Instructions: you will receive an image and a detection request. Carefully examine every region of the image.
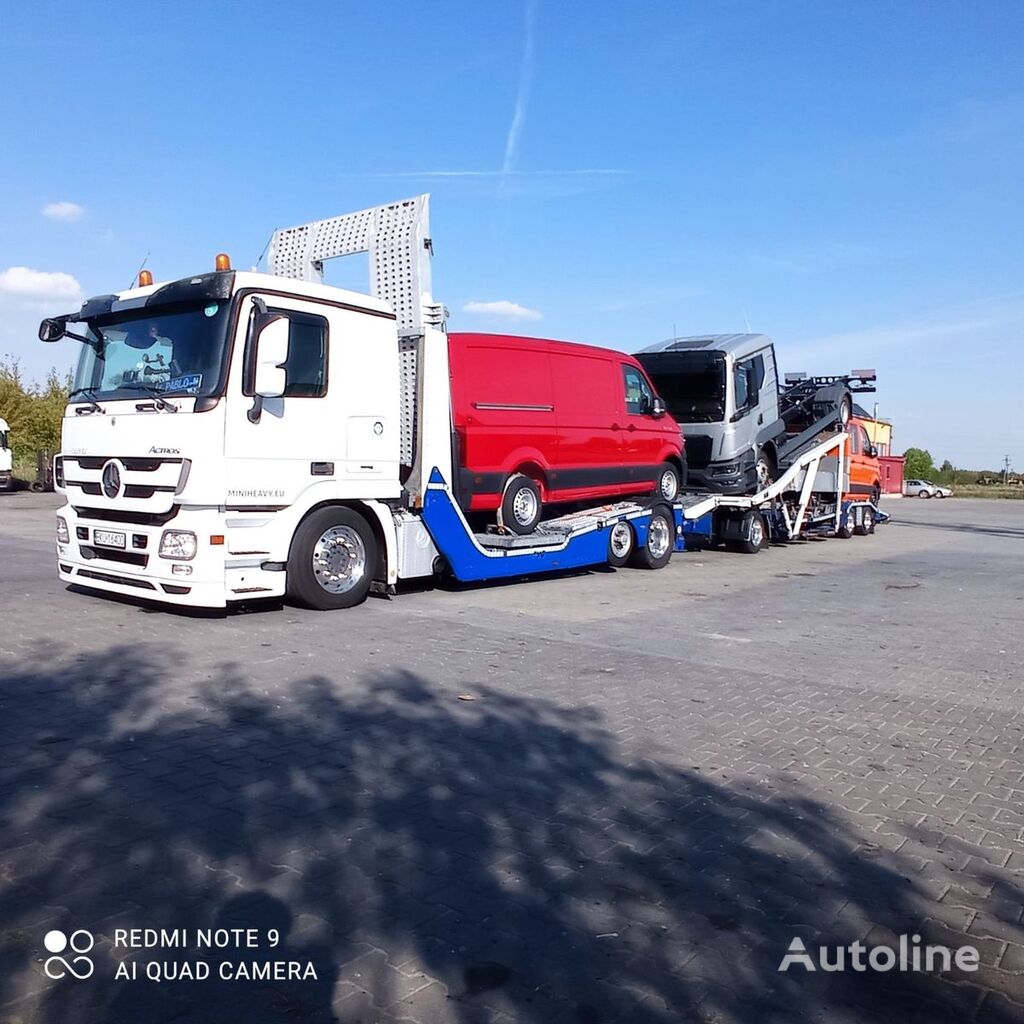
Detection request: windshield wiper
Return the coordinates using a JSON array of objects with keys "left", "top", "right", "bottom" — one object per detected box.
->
[
  {"left": 120, "top": 382, "right": 179, "bottom": 413},
  {"left": 68, "top": 387, "right": 104, "bottom": 414}
]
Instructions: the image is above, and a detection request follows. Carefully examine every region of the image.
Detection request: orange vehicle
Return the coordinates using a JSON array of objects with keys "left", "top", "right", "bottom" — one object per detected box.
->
[{"left": 846, "top": 416, "right": 882, "bottom": 505}]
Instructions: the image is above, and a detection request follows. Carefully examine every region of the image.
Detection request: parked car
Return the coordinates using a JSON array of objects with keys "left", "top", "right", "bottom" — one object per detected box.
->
[
  {"left": 636, "top": 334, "right": 875, "bottom": 495},
  {"left": 904, "top": 479, "right": 953, "bottom": 498},
  {"left": 846, "top": 416, "right": 882, "bottom": 505},
  {"left": 449, "top": 333, "right": 685, "bottom": 533}
]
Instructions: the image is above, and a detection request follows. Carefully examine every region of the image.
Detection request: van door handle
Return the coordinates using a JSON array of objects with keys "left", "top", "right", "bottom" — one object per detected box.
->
[
  {"left": 626, "top": 424, "right": 636, "bottom": 431},
  {"left": 611, "top": 423, "right": 621, "bottom": 431}
]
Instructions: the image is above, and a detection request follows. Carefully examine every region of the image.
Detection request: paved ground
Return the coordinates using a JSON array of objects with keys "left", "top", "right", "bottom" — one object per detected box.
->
[{"left": 0, "top": 492, "right": 1022, "bottom": 1024}]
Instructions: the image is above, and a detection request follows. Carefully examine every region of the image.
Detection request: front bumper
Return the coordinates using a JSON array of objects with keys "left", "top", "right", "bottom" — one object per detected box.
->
[
  {"left": 686, "top": 456, "right": 756, "bottom": 496},
  {"left": 55, "top": 504, "right": 285, "bottom": 608}
]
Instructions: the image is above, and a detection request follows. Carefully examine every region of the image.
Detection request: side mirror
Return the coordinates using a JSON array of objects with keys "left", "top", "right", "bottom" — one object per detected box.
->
[
  {"left": 253, "top": 315, "right": 289, "bottom": 398},
  {"left": 868, "top": 445, "right": 879, "bottom": 458},
  {"left": 39, "top": 318, "right": 67, "bottom": 343},
  {"left": 651, "top": 396, "right": 667, "bottom": 419},
  {"left": 247, "top": 313, "right": 289, "bottom": 423}
]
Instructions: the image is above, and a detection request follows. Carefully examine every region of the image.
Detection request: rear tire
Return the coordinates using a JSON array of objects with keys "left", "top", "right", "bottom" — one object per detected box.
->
[
  {"left": 854, "top": 505, "right": 875, "bottom": 536},
  {"left": 837, "top": 509, "right": 856, "bottom": 539},
  {"left": 629, "top": 506, "right": 674, "bottom": 570},
  {"left": 918, "top": 489, "right": 931, "bottom": 498},
  {"left": 607, "top": 521, "right": 635, "bottom": 567},
  {"left": 287, "top": 507, "right": 377, "bottom": 610},
  {"left": 736, "top": 511, "right": 769, "bottom": 554},
  {"left": 500, "top": 474, "right": 542, "bottom": 534},
  {"left": 837, "top": 394, "right": 852, "bottom": 427}
]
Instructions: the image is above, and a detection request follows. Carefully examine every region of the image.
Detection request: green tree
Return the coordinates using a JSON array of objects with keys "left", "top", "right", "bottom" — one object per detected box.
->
[
  {"left": 0, "top": 358, "right": 71, "bottom": 475},
  {"left": 903, "top": 447, "right": 934, "bottom": 479}
]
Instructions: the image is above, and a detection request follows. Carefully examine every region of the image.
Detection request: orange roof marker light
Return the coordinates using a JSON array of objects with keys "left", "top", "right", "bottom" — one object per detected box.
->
[
  {"left": 138, "top": 269, "right": 154, "bottom": 287},
  {"left": 215, "top": 253, "right": 231, "bottom": 272}
]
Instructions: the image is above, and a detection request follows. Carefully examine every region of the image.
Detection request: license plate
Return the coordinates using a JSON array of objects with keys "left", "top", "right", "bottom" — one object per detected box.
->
[{"left": 93, "top": 529, "right": 126, "bottom": 549}]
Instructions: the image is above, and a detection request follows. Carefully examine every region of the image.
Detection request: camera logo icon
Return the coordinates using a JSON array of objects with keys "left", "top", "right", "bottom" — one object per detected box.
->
[{"left": 43, "top": 930, "right": 94, "bottom": 980}]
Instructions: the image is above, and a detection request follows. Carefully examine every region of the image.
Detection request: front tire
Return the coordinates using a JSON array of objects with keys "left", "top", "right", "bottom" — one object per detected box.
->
[
  {"left": 629, "top": 506, "right": 674, "bottom": 570},
  {"left": 500, "top": 474, "right": 542, "bottom": 534},
  {"left": 753, "top": 448, "right": 775, "bottom": 493},
  {"left": 287, "top": 507, "right": 377, "bottom": 610}
]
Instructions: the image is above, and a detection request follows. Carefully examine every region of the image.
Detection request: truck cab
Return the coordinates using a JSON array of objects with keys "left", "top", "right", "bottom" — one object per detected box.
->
[{"left": 636, "top": 334, "right": 782, "bottom": 493}]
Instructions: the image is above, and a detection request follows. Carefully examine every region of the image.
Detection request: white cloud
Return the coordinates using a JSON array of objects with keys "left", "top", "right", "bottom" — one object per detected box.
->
[
  {"left": 462, "top": 300, "right": 542, "bottom": 321},
  {"left": 42, "top": 201, "right": 85, "bottom": 222},
  {"left": 0, "top": 266, "right": 83, "bottom": 304}
]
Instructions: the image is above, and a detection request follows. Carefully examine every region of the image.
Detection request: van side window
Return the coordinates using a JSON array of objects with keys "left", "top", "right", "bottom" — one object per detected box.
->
[
  {"left": 244, "top": 308, "right": 329, "bottom": 397},
  {"left": 622, "top": 365, "right": 653, "bottom": 415}
]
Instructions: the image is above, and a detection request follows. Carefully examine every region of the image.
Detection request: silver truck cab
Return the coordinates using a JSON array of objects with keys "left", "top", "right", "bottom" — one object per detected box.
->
[{"left": 636, "top": 334, "right": 783, "bottom": 494}]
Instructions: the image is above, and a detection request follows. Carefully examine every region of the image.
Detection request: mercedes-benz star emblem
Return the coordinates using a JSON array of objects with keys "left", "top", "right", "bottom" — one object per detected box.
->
[{"left": 101, "top": 460, "right": 123, "bottom": 499}]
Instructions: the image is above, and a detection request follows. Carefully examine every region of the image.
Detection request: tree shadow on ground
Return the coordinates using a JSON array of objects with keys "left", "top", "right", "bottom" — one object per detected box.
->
[{"left": 0, "top": 645, "right": 1014, "bottom": 1023}]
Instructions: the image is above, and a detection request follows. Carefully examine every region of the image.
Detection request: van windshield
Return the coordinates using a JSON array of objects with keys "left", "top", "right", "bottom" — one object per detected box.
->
[
  {"left": 70, "top": 301, "right": 232, "bottom": 403},
  {"left": 636, "top": 351, "right": 727, "bottom": 423}
]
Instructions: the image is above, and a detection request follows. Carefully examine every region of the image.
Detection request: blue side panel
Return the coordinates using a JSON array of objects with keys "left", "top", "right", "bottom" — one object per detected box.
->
[
  {"left": 422, "top": 469, "right": 642, "bottom": 583},
  {"left": 674, "top": 509, "right": 713, "bottom": 551}
]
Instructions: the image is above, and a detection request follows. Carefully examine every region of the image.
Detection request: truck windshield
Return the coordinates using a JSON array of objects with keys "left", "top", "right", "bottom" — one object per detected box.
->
[
  {"left": 70, "top": 301, "right": 232, "bottom": 403},
  {"left": 636, "top": 351, "right": 727, "bottom": 423}
]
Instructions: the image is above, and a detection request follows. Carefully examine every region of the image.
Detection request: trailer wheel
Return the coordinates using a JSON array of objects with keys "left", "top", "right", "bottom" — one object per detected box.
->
[
  {"left": 287, "top": 507, "right": 377, "bottom": 610},
  {"left": 855, "top": 505, "right": 875, "bottom": 536},
  {"left": 500, "top": 474, "right": 542, "bottom": 534},
  {"left": 735, "top": 511, "right": 769, "bottom": 554},
  {"left": 630, "top": 507, "right": 673, "bottom": 570},
  {"left": 836, "top": 510, "right": 856, "bottom": 539},
  {"left": 607, "top": 521, "right": 635, "bottom": 567}
]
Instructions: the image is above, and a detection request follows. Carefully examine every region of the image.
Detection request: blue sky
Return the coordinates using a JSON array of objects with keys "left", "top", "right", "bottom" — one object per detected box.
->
[{"left": 1, "top": 0, "right": 1021, "bottom": 468}]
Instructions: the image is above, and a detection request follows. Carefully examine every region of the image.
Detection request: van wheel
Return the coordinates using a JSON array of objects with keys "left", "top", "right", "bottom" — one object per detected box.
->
[
  {"left": 607, "top": 521, "right": 635, "bottom": 567},
  {"left": 500, "top": 474, "right": 542, "bottom": 534},
  {"left": 871, "top": 485, "right": 881, "bottom": 506},
  {"left": 656, "top": 463, "right": 681, "bottom": 502},
  {"left": 736, "top": 511, "right": 769, "bottom": 554},
  {"left": 754, "top": 448, "right": 775, "bottom": 492},
  {"left": 837, "top": 395, "right": 852, "bottom": 426},
  {"left": 287, "top": 507, "right": 377, "bottom": 609},
  {"left": 629, "top": 506, "right": 674, "bottom": 569},
  {"left": 855, "top": 506, "right": 875, "bottom": 536}
]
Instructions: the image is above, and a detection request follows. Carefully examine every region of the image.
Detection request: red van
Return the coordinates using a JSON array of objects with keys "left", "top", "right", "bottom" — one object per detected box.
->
[{"left": 448, "top": 333, "right": 686, "bottom": 533}]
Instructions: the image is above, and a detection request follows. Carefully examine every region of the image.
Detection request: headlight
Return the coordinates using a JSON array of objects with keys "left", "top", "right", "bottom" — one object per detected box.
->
[
  {"left": 159, "top": 530, "right": 197, "bottom": 561},
  {"left": 56, "top": 515, "right": 70, "bottom": 544}
]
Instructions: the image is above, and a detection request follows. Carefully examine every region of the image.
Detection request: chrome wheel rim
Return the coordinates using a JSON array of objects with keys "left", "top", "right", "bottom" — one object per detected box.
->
[
  {"left": 749, "top": 516, "right": 764, "bottom": 547},
  {"left": 312, "top": 525, "right": 367, "bottom": 594},
  {"left": 648, "top": 517, "right": 671, "bottom": 559},
  {"left": 512, "top": 486, "right": 538, "bottom": 526},
  {"left": 610, "top": 521, "right": 632, "bottom": 558},
  {"left": 659, "top": 469, "right": 677, "bottom": 500}
]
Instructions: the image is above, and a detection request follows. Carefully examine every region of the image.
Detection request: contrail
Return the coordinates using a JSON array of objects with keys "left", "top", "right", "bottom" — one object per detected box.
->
[{"left": 500, "top": 0, "right": 539, "bottom": 192}]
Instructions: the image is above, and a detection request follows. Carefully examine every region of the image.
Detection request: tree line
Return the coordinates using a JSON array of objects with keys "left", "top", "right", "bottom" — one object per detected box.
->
[{"left": 0, "top": 360, "right": 70, "bottom": 476}]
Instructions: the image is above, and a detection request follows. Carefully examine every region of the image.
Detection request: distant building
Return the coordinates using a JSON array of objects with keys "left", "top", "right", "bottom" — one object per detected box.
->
[{"left": 853, "top": 404, "right": 892, "bottom": 456}]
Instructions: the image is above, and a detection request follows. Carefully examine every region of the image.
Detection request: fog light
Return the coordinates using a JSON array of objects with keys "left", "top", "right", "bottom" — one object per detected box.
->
[
  {"left": 56, "top": 515, "right": 69, "bottom": 544},
  {"left": 159, "top": 529, "right": 197, "bottom": 561},
  {"left": 171, "top": 564, "right": 193, "bottom": 576}
]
